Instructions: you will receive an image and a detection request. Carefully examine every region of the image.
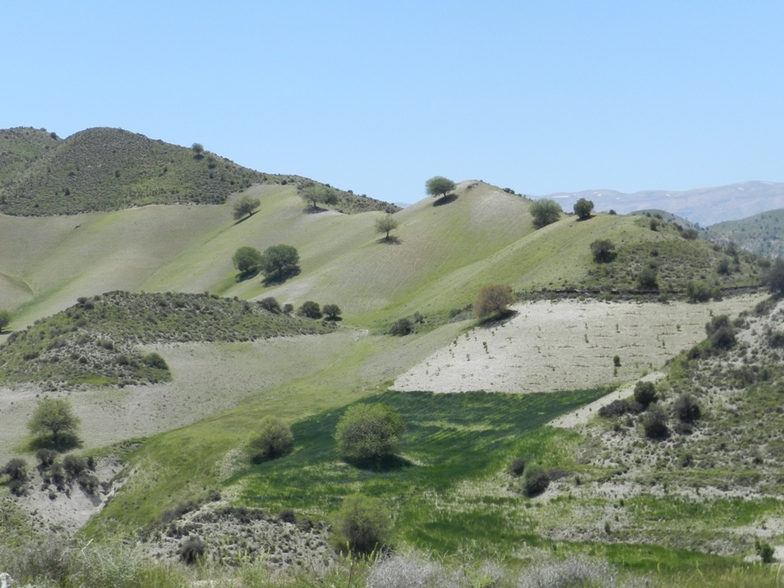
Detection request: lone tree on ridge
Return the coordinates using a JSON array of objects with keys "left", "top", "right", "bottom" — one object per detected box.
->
[
  {"left": 425, "top": 176, "right": 456, "bottom": 200},
  {"left": 474, "top": 285, "right": 515, "bottom": 319},
  {"left": 300, "top": 184, "right": 338, "bottom": 210},
  {"left": 375, "top": 214, "right": 399, "bottom": 240},
  {"left": 233, "top": 196, "right": 261, "bottom": 220},
  {"left": 574, "top": 198, "right": 594, "bottom": 220},
  {"left": 530, "top": 199, "right": 562, "bottom": 228}
]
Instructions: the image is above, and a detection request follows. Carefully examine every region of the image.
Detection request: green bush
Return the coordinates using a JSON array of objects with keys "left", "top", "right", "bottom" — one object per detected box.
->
[
  {"left": 530, "top": 199, "right": 561, "bottom": 228},
  {"left": 574, "top": 198, "right": 594, "bottom": 220},
  {"left": 636, "top": 266, "right": 658, "bottom": 290},
  {"left": 232, "top": 246, "right": 263, "bottom": 274},
  {"left": 521, "top": 466, "right": 550, "bottom": 497},
  {"left": 590, "top": 240, "right": 616, "bottom": 263},
  {"left": 247, "top": 416, "right": 294, "bottom": 462},
  {"left": 258, "top": 297, "right": 281, "bottom": 313},
  {"left": 674, "top": 394, "right": 701, "bottom": 423},
  {"left": 509, "top": 459, "right": 526, "bottom": 477},
  {"left": 474, "top": 284, "right": 514, "bottom": 319},
  {"left": 297, "top": 301, "right": 321, "bottom": 319},
  {"left": 36, "top": 448, "right": 58, "bottom": 467},
  {"left": 389, "top": 318, "right": 412, "bottom": 336},
  {"left": 2, "top": 458, "right": 28, "bottom": 481},
  {"left": 337, "top": 494, "right": 391, "bottom": 554},
  {"left": 686, "top": 280, "right": 712, "bottom": 303},
  {"left": 63, "top": 455, "right": 87, "bottom": 478},
  {"left": 0, "top": 310, "right": 11, "bottom": 332},
  {"left": 322, "top": 304, "right": 342, "bottom": 319},
  {"left": 633, "top": 381, "right": 657, "bottom": 408},
  {"left": 335, "top": 403, "right": 405, "bottom": 462},
  {"left": 179, "top": 536, "right": 206, "bottom": 565},
  {"left": 642, "top": 404, "right": 669, "bottom": 439},
  {"left": 141, "top": 352, "right": 168, "bottom": 370}
]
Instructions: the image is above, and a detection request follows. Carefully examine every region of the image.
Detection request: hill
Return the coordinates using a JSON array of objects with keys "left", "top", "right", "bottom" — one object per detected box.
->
[
  {"left": 705, "top": 209, "right": 784, "bottom": 259},
  {"left": 0, "top": 127, "right": 397, "bottom": 216},
  {"left": 541, "top": 181, "right": 784, "bottom": 226}
]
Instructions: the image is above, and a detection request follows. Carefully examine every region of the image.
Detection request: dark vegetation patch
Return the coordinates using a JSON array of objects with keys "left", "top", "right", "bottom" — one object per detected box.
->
[
  {"left": 0, "top": 291, "right": 334, "bottom": 386},
  {"left": 0, "top": 127, "right": 399, "bottom": 216}
]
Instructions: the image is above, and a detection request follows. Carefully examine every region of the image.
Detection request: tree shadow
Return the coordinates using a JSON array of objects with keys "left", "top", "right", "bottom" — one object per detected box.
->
[
  {"left": 236, "top": 268, "right": 260, "bottom": 282},
  {"left": 232, "top": 213, "right": 255, "bottom": 226},
  {"left": 345, "top": 454, "right": 414, "bottom": 472},
  {"left": 262, "top": 267, "right": 301, "bottom": 286},
  {"left": 324, "top": 316, "right": 343, "bottom": 322},
  {"left": 476, "top": 309, "right": 519, "bottom": 328},
  {"left": 576, "top": 215, "right": 594, "bottom": 222},
  {"left": 377, "top": 236, "right": 402, "bottom": 245},
  {"left": 433, "top": 194, "right": 458, "bottom": 207},
  {"left": 28, "top": 433, "right": 82, "bottom": 453},
  {"left": 303, "top": 205, "right": 328, "bottom": 214}
]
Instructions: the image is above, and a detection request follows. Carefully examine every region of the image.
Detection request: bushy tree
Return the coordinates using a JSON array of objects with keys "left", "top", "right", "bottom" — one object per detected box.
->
[
  {"left": 530, "top": 199, "right": 561, "bottom": 228},
  {"left": 247, "top": 416, "right": 294, "bottom": 462},
  {"left": 425, "top": 176, "right": 456, "bottom": 200},
  {"left": 389, "top": 317, "right": 412, "bottom": 336},
  {"left": 474, "top": 285, "right": 514, "bottom": 319},
  {"left": 232, "top": 246, "right": 263, "bottom": 274},
  {"left": 298, "top": 300, "right": 321, "bottom": 319},
  {"left": 674, "top": 394, "right": 701, "bottom": 423},
  {"left": 633, "top": 381, "right": 657, "bottom": 408},
  {"left": 258, "top": 297, "right": 281, "bottom": 312},
  {"left": 574, "top": 198, "right": 594, "bottom": 220},
  {"left": 706, "top": 314, "right": 736, "bottom": 350},
  {"left": 1, "top": 458, "right": 28, "bottom": 481},
  {"left": 764, "top": 258, "right": 784, "bottom": 294},
  {"left": 686, "top": 280, "right": 712, "bottom": 303},
  {"left": 28, "top": 398, "right": 80, "bottom": 444},
  {"left": 191, "top": 143, "right": 204, "bottom": 156},
  {"left": 375, "top": 214, "right": 399, "bottom": 240},
  {"left": 590, "top": 240, "right": 616, "bottom": 263},
  {"left": 335, "top": 403, "right": 405, "bottom": 462},
  {"left": 636, "top": 266, "right": 658, "bottom": 290},
  {"left": 300, "top": 184, "right": 338, "bottom": 209},
  {"left": 642, "top": 404, "right": 669, "bottom": 439},
  {"left": 260, "top": 244, "right": 300, "bottom": 279},
  {"left": 0, "top": 310, "right": 10, "bottom": 332},
  {"left": 232, "top": 196, "right": 261, "bottom": 220},
  {"left": 337, "top": 494, "right": 391, "bottom": 554},
  {"left": 322, "top": 304, "right": 341, "bottom": 319}
]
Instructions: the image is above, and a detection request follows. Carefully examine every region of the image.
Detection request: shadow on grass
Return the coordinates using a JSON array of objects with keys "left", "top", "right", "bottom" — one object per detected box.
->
[
  {"left": 232, "top": 212, "right": 256, "bottom": 226},
  {"left": 28, "top": 433, "right": 82, "bottom": 453},
  {"left": 433, "top": 194, "right": 458, "bottom": 207},
  {"left": 262, "top": 267, "right": 301, "bottom": 287},
  {"left": 377, "top": 236, "right": 402, "bottom": 245},
  {"left": 324, "top": 316, "right": 343, "bottom": 322},
  {"left": 344, "top": 454, "right": 414, "bottom": 472},
  {"left": 303, "top": 205, "right": 329, "bottom": 214},
  {"left": 236, "top": 268, "right": 260, "bottom": 282},
  {"left": 476, "top": 309, "right": 518, "bottom": 329}
]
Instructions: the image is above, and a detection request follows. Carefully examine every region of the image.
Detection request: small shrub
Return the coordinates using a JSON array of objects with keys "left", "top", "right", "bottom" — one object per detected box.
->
[
  {"left": 598, "top": 399, "right": 642, "bottom": 418},
  {"left": 710, "top": 326, "right": 736, "bottom": 350},
  {"left": 636, "top": 267, "right": 658, "bottom": 290},
  {"left": 509, "top": 458, "right": 526, "bottom": 477},
  {"left": 521, "top": 467, "right": 550, "bottom": 497},
  {"left": 63, "top": 455, "right": 87, "bottom": 478},
  {"left": 0, "top": 309, "right": 11, "bottom": 332},
  {"left": 642, "top": 404, "right": 669, "bottom": 439},
  {"left": 36, "top": 448, "right": 58, "bottom": 467},
  {"left": 389, "top": 318, "right": 412, "bottom": 336},
  {"left": 681, "top": 228, "right": 699, "bottom": 240},
  {"left": 673, "top": 394, "right": 701, "bottom": 423},
  {"left": 613, "top": 355, "right": 621, "bottom": 367},
  {"left": 756, "top": 539, "right": 775, "bottom": 563},
  {"left": 179, "top": 536, "right": 206, "bottom": 565},
  {"left": 258, "top": 297, "right": 281, "bottom": 313},
  {"left": 768, "top": 330, "right": 784, "bottom": 348},
  {"left": 278, "top": 509, "right": 297, "bottom": 524},
  {"left": 633, "top": 381, "right": 657, "bottom": 408},
  {"left": 141, "top": 352, "right": 168, "bottom": 370},
  {"left": 686, "top": 280, "right": 712, "bottom": 303},
  {"left": 247, "top": 416, "right": 294, "bottom": 462},
  {"left": 282, "top": 303, "right": 294, "bottom": 313},
  {"left": 337, "top": 494, "right": 390, "bottom": 555},
  {"left": 474, "top": 284, "right": 514, "bottom": 319},
  {"left": 297, "top": 301, "right": 321, "bottom": 319},
  {"left": 77, "top": 472, "right": 100, "bottom": 495},
  {"left": 2, "top": 458, "right": 28, "bottom": 481},
  {"left": 335, "top": 403, "right": 404, "bottom": 462}
]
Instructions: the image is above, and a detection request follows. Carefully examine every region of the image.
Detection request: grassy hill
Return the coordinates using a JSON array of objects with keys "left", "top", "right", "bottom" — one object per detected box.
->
[
  {"left": 0, "top": 127, "right": 397, "bottom": 217},
  {"left": 705, "top": 209, "right": 784, "bottom": 259}
]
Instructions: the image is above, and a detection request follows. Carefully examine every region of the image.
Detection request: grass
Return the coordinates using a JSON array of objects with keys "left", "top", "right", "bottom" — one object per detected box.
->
[{"left": 0, "top": 291, "right": 333, "bottom": 386}]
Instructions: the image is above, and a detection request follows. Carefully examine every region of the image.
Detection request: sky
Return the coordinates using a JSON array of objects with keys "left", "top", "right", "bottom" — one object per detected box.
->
[{"left": 2, "top": 1, "right": 782, "bottom": 205}]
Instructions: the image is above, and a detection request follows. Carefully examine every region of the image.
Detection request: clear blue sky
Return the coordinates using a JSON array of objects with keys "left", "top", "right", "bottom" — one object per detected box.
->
[{"left": 2, "top": 1, "right": 782, "bottom": 204}]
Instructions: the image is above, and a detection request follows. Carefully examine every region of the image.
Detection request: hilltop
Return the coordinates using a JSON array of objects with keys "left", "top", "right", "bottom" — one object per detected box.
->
[
  {"left": 0, "top": 127, "right": 396, "bottom": 216},
  {"left": 705, "top": 209, "right": 784, "bottom": 259}
]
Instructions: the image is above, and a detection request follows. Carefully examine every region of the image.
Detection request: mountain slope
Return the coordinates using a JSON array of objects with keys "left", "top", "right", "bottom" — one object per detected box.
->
[
  {"left": 705, "top": 209, "right": 784, "bottom": 259},
  {"left": 0, "top": 127, "right": 60, "bottom": 187}
]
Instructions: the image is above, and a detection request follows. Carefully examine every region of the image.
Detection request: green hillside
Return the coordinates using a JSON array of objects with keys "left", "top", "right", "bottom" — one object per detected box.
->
[
  {"left": 705, "top": 209, "right": 784, "bottom": 259},
  {"left": 0, "top": 127, "right": 397, "bottom": 217}
]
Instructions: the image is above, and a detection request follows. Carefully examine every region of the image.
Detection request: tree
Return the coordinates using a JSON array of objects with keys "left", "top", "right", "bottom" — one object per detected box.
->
[
  {"left": 260, "top": 244, "right": 300, "bottom": 279},
  {"left": 232, "top": 246, "right": 263, "bottom": 274},
  {"left": 337, "top": 494, "right": 391, "bottom": 554},
  {"left": 574, "top": 198, "right": 594, "bottom": 220},
  {"left": 642, "top": 404, "right": 669, "bottom": 439},
  {"left": 636, "top": 266, "right": 658, "bottom": 290},
  {"left": 375, "top": 214, "right": 399, "bottom": 240},
  {"left": 322, "top": 304, "right": 342, "bottom": 320},
  {"left": 298, "top": 300, "right": 321, "bottom": 319},
  {"left": 474, "top": 285, "right": 514, "bottom": 319},
  {"left": 247, "top": 416, "right": 294, "bottom": 462},
  {"left": 425, "top": 176, "right": 456, "bottom": 200},
  {"left": 530, "top": 199, "right": 562, "bottom": 228},
  {"left": 633, "top": 381, "right": 657, "bottom": 408},
  {"left": 764, "top": 258, "right": 784, "bottom": 295},
  {"left": 300, "top": 184, "right": 338, "bottom": 209},
  {"left": 674, "top": 394, "right": 701, "bottom": 423},
  {"left": 233, "top": 196, "right": 261, "bottom": 220},
  {"left": 335, "top": 403, "right": 405, "bottom": 462},
  {"left": 0, "top": 310, "right": 10, "bottom": 332},
  {"left": 258, "top": 297, "right": 281, "bottom": 313},
  {"left": 590, "top": 240, "right": 616, "bottom": 263},
  {"left": 191, "top": 143, "right": 204, "bottom": 157},
  {"left": 28, "top": 398, "right": 80, "bottom": 444},
  {"left": 389, "top": 317, "right": 412, "bottom": 336}
]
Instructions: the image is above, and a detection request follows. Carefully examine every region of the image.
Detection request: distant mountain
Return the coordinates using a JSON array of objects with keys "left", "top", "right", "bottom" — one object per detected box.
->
[
  {"left": 704, "top": 209, "right": 784, "bottom": 259},
  {"left": 539, "top": 181, "right": 784, "bottom": 226}
]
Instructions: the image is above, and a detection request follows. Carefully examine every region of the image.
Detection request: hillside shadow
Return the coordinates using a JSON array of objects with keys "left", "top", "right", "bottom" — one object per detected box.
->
[
  {"left": 377, "top": 236, "right": 402, "bottom": 245},
  {"left": 262, "top": 267, "right": 301, "bottom": 286},
  {"left": 236, "top": 268, "right": 260, "bottom": 282},
  {"left": 433, "top": 194, "right": 458, "bottom": 207},
  {"left": 345, "top": 454, "right": 413, "bottom": 472}
]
